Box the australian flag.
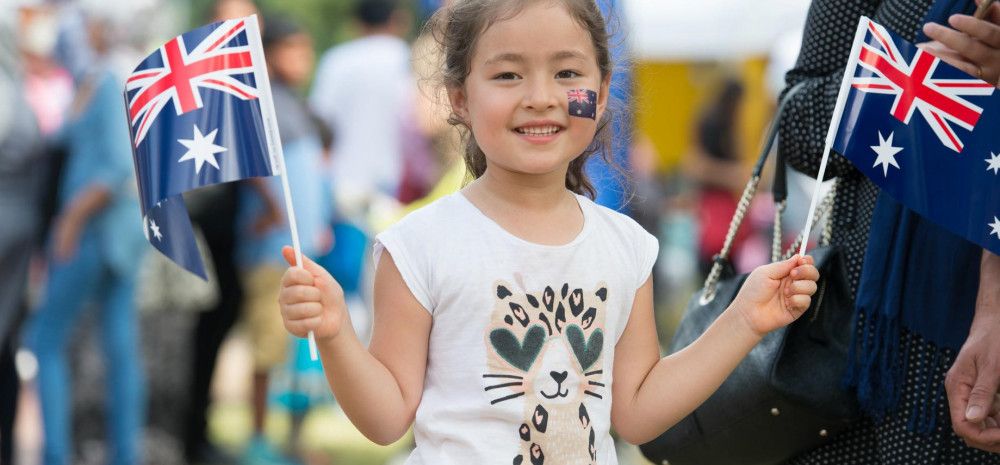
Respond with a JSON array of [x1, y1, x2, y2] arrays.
[[832, 17, 1000, 256], [568, 89, 597, 119], [125, 15, 281, 278]]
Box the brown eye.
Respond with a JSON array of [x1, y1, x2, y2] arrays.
[[493, 72, 520, 80], [556, 70, 581, 79]]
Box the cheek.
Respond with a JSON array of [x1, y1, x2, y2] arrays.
[[467, 94, 513, 144], [565, 116, 599, 151]]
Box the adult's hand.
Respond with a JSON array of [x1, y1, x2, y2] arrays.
[[921, 0, 1000, 86], [52, 212, 83, 263], [946, 251, 1000, 452]]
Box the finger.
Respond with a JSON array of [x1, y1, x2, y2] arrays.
[[949, 380, 979, 437], [279, 285, 322, 305], [281, 302, 324, 320], [974, 0, 1000, 27], [787, 294, 812, 311], [923, 22, 993, 69], [950, 13, 1000, 48], [989, 0, 1000, 25], [918, 41, 974, 66], [967, 423, 1000, 446], [966, 374, 1000, 422], [281, 267, 315, 287], [987, 417, 999, 428], [788, 279, 818, 297], [282, 245, 336, 285], [284, 316, 323, 338], [790, 264, 820, 282], [764, 256, 799, 280]]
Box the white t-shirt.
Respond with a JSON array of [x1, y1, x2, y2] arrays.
[[373, 192, 659, 465], [310, 34, 412, 197]]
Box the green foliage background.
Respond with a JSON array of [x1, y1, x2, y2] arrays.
[[187, 0, 420, 56]]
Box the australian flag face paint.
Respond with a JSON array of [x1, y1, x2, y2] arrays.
[[567, 89, 597, 120]]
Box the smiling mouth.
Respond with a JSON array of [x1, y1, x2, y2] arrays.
[[514, 125, 563, 136], [540, 386, 569, 399]]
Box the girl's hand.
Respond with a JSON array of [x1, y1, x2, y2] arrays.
[[279, 246, 348, 342], [921, 0, 1000, 86], [732, 255, 819, 337]]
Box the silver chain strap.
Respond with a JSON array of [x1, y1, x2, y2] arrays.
[[699, 176, 760, 305], [700, 178, 838, 305], [780, 180, 837, 260], [772, 200, 787, 263]]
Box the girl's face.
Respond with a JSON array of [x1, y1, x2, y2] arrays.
[[449, 2, 610, 180]]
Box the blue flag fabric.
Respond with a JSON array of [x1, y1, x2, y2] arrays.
[[125, 16, 280, 278], [832, 17, 1000, 256]]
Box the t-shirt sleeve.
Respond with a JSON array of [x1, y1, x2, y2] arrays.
[[634, 227, 659, 291], [373, 227, 434, 314]]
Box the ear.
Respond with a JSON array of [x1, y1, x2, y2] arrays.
[[595, 76, 611, 121], [447, 85, 469, 123]]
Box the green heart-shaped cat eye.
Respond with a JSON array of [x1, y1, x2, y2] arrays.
[[566, 324, 602, 371], [490, 325, 546, 372]]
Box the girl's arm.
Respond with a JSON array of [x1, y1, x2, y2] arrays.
[[279, 246, 430, 445], [610, 256, 818, 444]]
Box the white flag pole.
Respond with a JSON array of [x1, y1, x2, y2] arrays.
[[798, 16, 872, 257], [246, 15, 318, 360]]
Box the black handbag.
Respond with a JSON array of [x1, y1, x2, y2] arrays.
[[640, 83, 860, 465]]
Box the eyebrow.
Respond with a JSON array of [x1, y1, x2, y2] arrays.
[[483, 50, 588, 66]]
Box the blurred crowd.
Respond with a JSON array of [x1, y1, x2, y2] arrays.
[[0, 0, 819, 464]]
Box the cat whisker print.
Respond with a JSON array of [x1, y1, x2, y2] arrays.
[[485, 280, 609, 465]]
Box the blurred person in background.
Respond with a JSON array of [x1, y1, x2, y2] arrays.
[[181, 1, 258, 462], [23, 10, 148, 465], [0, 8, 45, 465], [20, 3, 76, 252], [682, 78, 753, 277], [235, 15, 332, 465], [310, 0, 412, 215], [309, 0, 414, 341]]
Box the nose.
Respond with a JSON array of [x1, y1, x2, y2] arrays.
[[550, 370, 568, 384], [523, 79, 559, 112]]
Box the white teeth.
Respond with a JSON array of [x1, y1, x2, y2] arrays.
[[517, 125, 560, 136]]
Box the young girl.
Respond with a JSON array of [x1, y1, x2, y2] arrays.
[[278, 1, 819, 463]]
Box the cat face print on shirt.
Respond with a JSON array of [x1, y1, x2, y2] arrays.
[[483, 279, 609, 465]]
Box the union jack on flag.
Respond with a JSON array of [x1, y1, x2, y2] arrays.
[[830, 16, 1000, 256], [124, 15, 281, 278], [127, 18, 261, 146], [568, 89, 592, 104], [849, 19, 996, 152]]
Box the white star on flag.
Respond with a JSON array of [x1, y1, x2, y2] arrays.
[[150, 218, 163, 241], [871, 131, 902, 177], [990, 216, 1000, 240], [178, 125, 227, 174], [986, 152, 1000, 175]]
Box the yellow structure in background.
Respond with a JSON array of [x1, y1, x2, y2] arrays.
[[635, 57, 773, 172]]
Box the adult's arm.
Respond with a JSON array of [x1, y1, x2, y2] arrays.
[[779, 0, 881, 180], [945, 250, 1000, 452]]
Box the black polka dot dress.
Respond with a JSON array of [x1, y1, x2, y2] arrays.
[[778, 0, 1000, 462]]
